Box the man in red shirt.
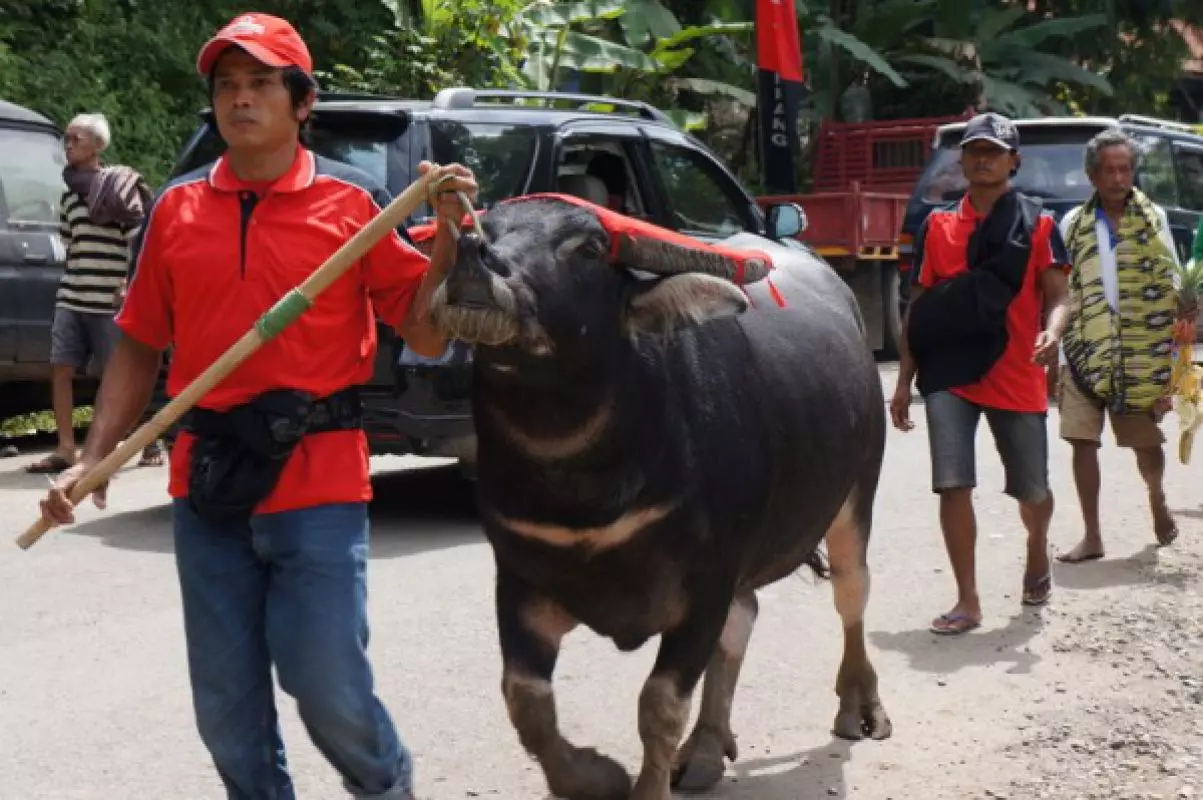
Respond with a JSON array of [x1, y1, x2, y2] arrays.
[[890, 113, 1071, 635], [36, 13, 477, 799]]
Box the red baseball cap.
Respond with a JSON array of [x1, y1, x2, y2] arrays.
[[196, 12, 313, 77]]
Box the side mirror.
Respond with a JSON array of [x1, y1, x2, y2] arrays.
[[766, 203, 807, 240]]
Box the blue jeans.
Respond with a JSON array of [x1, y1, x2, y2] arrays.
[[173, 499, 412, 799]]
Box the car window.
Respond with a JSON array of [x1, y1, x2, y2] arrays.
[[430, 121, 538, 209], [175, 119, 403, 189], [555, 138, 648, 218], [1134, 134, 1179, 209], [1173, 143, 1203, 213], [648, 141, 748, 236], [915, 130, 1097, 205], [0, 127, 65, 228]]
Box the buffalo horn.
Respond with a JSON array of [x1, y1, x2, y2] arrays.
[[615, 234, 770, 284]]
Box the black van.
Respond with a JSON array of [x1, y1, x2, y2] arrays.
[[899, 114, 1203, 271], [0, 100, 90, 420]]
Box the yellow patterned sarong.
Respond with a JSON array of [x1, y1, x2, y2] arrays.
[[1061, 188, 1178, 414]]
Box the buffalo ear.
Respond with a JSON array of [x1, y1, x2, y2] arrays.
[[624, 273, 748, 336]]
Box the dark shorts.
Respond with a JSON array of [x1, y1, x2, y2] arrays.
[[50, 306, 118, 374], [924, 390, 1050, 503]]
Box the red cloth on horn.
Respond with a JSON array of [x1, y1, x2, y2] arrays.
[[407, 193, 787, 306]]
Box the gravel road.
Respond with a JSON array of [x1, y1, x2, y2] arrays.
[[1, 365, 1199, 799]]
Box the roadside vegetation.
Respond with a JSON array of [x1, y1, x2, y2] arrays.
[[2, 0, 1199, 189], [0, 0, 1200, 433]]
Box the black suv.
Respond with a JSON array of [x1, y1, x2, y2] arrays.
[[0, 99, 102, 420], [167, 88, 809, 469], [901, 113, 1203, 267]]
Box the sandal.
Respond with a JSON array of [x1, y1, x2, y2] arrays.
[[930, 612, 981, 636], [1022, 573, 1052, 606], [137, 440, 166, 467], [24, 453, 74, 474]]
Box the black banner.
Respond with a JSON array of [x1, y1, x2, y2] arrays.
[[756, 0, 806, 194], [756, 69, 804, 194]]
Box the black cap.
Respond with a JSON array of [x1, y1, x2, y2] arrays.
[[960, 112, 1020, 151]]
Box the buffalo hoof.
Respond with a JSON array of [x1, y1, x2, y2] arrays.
[[546, 746, 632, 800], [833, 701, 893, 741], [671, 726, 737, 792]]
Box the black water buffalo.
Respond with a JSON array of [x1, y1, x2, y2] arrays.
[[429, 196, 892, 800]]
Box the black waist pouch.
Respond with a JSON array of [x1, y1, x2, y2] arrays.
[[184, 387, 362, 525]]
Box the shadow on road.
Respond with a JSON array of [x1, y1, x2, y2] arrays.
[[533, 738, 857, 800], [59, 463, 483, 559], [722, 737, 854, 798], [0, 468, 67, 491], [1049, 544, 1164, 591], [1173, 504, 1203, 520], [869, 609, 1046, 676], [367, 463, 483, 559]]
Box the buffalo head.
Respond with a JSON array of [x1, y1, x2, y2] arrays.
[[429, 196, 770, 367]]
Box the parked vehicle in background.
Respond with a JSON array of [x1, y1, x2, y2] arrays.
[[166, 87, 810, 471], [756, 113, 971, 357], [0, 100, 101, 421]]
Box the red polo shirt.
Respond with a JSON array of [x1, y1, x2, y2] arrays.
[[115, 145, 431, 514], [911, 195, 1069, 413]]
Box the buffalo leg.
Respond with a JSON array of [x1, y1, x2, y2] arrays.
[[826, 490, 892, 740], [632, 595, 732, 800], [496, 570, 632, 800], [670, 592, 758, 791]]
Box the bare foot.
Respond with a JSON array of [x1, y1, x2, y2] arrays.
[[1055, 538, 1105, 564], [1152, 500, 1178, 547]]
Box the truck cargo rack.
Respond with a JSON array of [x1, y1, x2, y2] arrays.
[[1118, 113, 1199, 134], [432, 87, 675, 125]]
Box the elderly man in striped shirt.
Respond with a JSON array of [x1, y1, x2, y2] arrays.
[[26, 112, 164, 473]]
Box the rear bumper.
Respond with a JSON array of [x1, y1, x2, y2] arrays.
[[360, 340, 477, 459], [361, 388, 476, 459]]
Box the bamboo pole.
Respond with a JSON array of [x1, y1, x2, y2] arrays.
[[17, 170, 447, 550]]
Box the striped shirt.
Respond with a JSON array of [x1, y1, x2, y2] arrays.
[[57, 190, 139, 314]]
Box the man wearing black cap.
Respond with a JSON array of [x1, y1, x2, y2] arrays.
[[36, 11, 477, 799], [889, 112, 1071, 635]]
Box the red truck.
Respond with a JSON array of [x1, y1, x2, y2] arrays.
[[756, 113, 970, 357]]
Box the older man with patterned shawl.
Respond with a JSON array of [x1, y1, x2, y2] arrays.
[[1056, 127, 1194, 563]]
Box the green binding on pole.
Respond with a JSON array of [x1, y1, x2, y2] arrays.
[[255, 289, 313, 341]]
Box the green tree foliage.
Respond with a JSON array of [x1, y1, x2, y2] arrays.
[[0, 0, 1199, 191], [0, 0, 394, 186]]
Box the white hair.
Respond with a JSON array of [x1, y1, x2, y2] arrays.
[[67, 112, 111, 151], [1084, 127, 1140, 176]]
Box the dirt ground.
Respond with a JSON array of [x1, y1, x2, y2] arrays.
[[1, 370, 1201, 798]]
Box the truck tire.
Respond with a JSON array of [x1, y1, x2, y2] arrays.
[[879, 266, 905, 361]]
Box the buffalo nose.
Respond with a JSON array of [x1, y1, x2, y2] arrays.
[[446, 232, 496, 309]]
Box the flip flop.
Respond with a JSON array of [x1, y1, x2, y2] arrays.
[[1022, 573, 1052, 606], [930, 613, 981, 636], [137, 440, 166, 467], [24, 453, 74, 474], [1055, 550, 1104, 564]]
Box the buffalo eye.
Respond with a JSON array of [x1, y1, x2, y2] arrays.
[[578, 236, 607, 259]]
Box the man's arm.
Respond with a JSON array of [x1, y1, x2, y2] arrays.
[[896, 217, 932, 392], [398, 219, 455, 358], [388, 162, 478, 357], [1036, 216, 1072, 360], [79, 334, 162, 464], [1039, 267, 1071, 338], [897, 284, 922, 391]]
